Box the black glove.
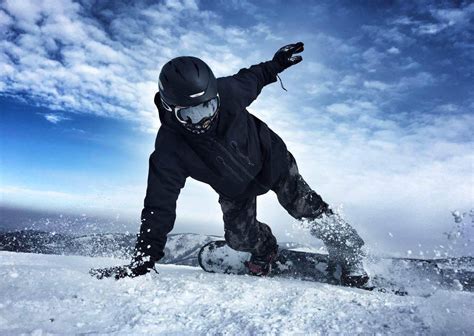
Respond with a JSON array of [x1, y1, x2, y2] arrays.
[[90, 254, 158, 280], [273, 42, 304, 72]]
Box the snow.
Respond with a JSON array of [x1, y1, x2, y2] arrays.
[[1, 251, 473, 335]]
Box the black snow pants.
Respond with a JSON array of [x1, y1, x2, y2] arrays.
[[219, 151, 364, 258]]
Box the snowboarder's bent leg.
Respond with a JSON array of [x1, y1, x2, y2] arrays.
[[219, 196, 278, 258], [272, 152, 368, 286], [272, 152, 330, 220]]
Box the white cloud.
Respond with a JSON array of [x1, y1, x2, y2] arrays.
[[305, 61, 336, 76], [361, 47, 386, 72], [431, 3, 474, 27], [363, 80, 391, 91], [434, 103, 459, 114], [0, 9, 13, 27], [362, 23, 414, 47], [252, 23, 283, 41], [301, 62, 340, 96], [2, 0, 42, 25], [361, 72, 437, 96], [387, 46, 400, 54], [398, 60, 420, 70], [339, 75, 359, 88], [0, 0, 276, 133], [43, 113, 71, 124], [305, 82, 332, 96], [415, 23, 447, 35], [326, 103, 353, 116], [390, 3, 474, 38], [326, 100, 379, 117], [397, 71, 435, 88]]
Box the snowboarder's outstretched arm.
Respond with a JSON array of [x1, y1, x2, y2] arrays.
[[90, 129, 188, 279], [229, 42, 304, 108]]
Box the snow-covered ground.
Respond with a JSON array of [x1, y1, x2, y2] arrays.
[[1, 251, 473, 335]]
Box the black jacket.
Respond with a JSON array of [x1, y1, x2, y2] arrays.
[[136, 60, 289, 261]]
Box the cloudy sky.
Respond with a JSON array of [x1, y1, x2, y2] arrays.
[[1, 0, 473, 256]]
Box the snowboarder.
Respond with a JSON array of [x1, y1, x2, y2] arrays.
[[91, 42, 369, 287]]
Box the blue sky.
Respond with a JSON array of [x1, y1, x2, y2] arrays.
[[0, 0, 473, 256]]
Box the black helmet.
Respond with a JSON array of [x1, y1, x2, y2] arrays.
[[159, 56, 219, 134]]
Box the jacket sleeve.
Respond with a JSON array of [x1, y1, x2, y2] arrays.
[[229, 60, 283, 109], [134, 131, 188, 262]]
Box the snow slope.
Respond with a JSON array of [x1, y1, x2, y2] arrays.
[[1, 252, 473, 335]]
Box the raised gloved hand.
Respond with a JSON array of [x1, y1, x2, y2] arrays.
[[273, 42, 304, 72], [90, 253, 158, 280]]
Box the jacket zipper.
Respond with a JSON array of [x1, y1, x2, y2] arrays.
[[211, 138, 270, 190], [230, 141, 255, 167], [216, 156, 244, 182]]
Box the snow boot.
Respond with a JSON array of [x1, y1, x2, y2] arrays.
[[340, 258, 369, 287], [245, 249, 278, 276], [327, 246, 369, 287]]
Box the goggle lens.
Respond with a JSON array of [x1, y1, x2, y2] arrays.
[[175, 96, 219, 125]]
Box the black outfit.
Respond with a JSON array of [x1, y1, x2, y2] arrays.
[[135, 60, 359, 262]]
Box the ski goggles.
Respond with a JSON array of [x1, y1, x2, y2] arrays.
[[161, 95, 220, 125]]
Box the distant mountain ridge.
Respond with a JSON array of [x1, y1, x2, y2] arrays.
[[0, 230, 303, 266]]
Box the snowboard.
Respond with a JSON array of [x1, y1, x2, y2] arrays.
[[198, 240, 409, 296], [198, 241, 474, 297]]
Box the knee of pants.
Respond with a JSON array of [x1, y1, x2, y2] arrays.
[[224, 228, 258, 251], [287, 191, 328, 220]]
